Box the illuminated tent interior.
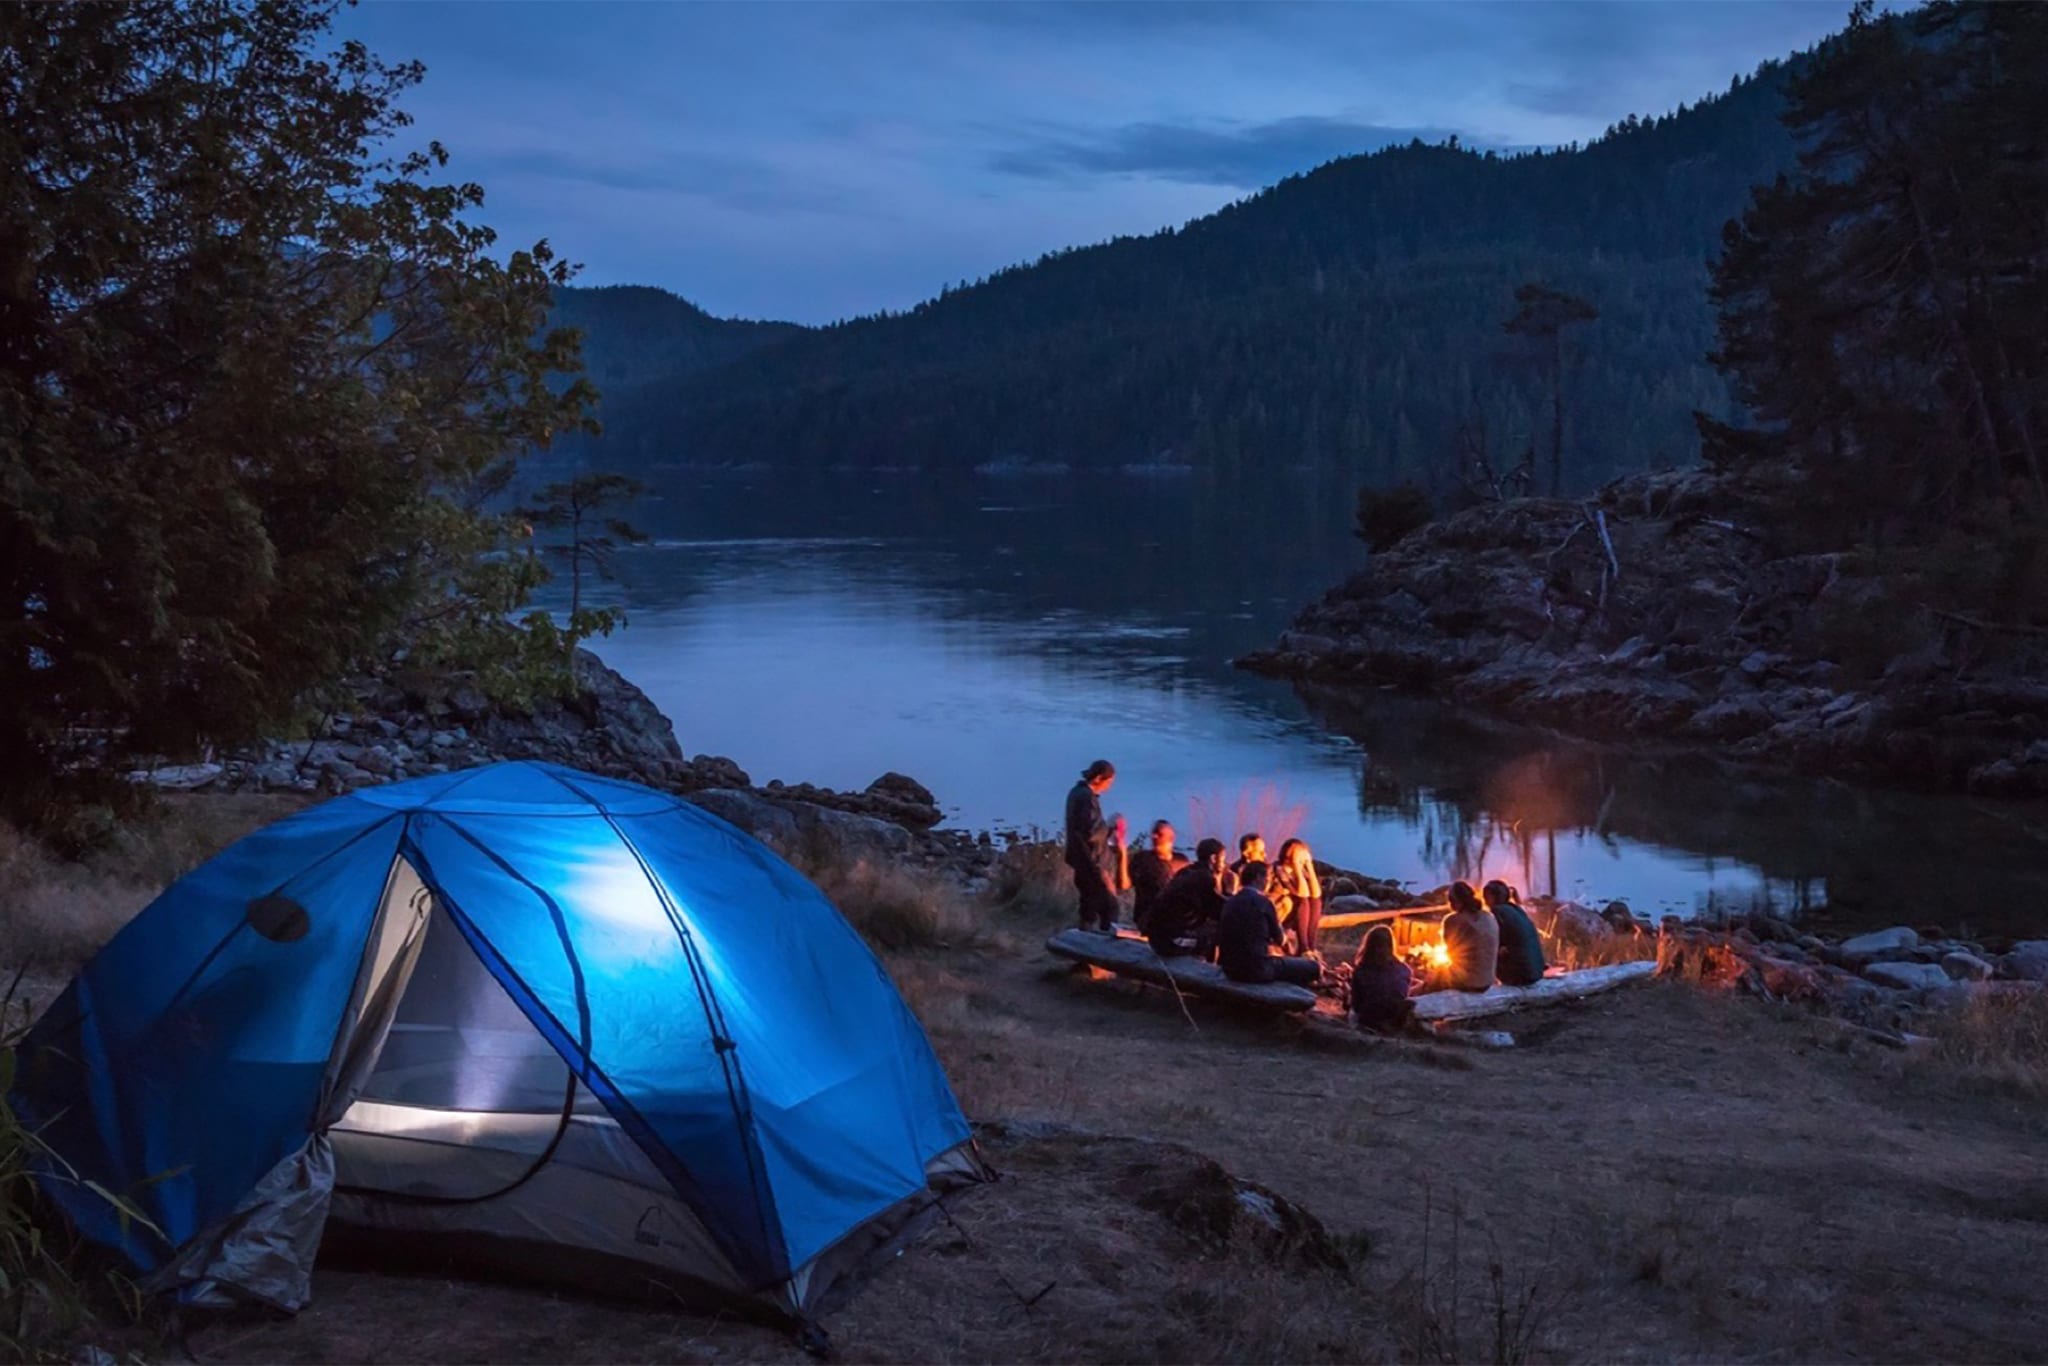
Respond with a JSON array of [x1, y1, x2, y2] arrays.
[[13, 762, 983, 1327]]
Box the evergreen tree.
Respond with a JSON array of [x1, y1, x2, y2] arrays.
[[1705, 1, 2048, 548], [0, 1, 594, 810], [515, 472, 648, 682], [1502, 283, 1599, 496]]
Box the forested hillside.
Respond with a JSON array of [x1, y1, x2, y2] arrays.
[[546, 285, 800, 404], [585, 58, 1805, 486]]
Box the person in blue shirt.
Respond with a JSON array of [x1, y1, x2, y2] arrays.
[[1216, 861, 1321, 986]]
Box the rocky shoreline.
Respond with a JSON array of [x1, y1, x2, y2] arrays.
[[128, 649, 1006, 888], [1239, 466, 2048, 798], [119, 646, 2046, 1042]]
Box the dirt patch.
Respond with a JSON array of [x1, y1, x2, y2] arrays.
[[190, 1127, 1375, 1365]]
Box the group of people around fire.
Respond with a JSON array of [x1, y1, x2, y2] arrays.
[[1065, 759, 1549, 1034]]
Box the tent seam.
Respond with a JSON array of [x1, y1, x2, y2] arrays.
[[536, 766, 789, 1281]]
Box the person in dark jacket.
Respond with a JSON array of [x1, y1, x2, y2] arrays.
[[1146, 838, 1228, 959], [1484, 880, 1548, 986], [1216, 862, 1321, 986], [1350, 925, 1416, 1034], [1127, 820, 1189, 934], [1064, 759, 1123, 933]]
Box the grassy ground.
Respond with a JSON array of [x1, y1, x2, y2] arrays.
[[6, 809, 2047, 1362]]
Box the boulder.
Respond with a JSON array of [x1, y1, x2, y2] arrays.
[[1863, 961, 1951, 992], [1940, 952, 1995, 982], [863, 772, 944, 829], [686, 788, 912, 866], [128, 762, 225, 791], [1840, 926, 1919, 958], [1531, 900, 1614, 951], [1998, 940, 2048, 982], [688, 788, 800, 850]]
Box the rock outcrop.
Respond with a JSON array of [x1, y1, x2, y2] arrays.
[[123, 648, 1009, 886], [1241, 466, 2048, 796]]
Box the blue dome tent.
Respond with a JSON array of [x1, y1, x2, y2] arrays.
[[12, 761, 984, 1322]]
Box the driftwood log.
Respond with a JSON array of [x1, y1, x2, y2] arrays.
[[1044, 929, 1318, 1012], [1319, 899, 1448, 932], [1410, 961, 1657, 1022]]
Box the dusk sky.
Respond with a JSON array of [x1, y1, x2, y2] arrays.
[[337, 1, 1857, 325]]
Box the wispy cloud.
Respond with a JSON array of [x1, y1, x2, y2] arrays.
[[989, 115, 1480, 189]]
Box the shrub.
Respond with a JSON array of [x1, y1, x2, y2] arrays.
[[803, 857, 985, 954], [980, 841, 1072, 927], [1356, 482, 1435, 552]]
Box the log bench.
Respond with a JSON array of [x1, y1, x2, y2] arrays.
[[1409, 961, 1657, 1021], [1043, 928, 1319, 1012], [1047, 927, 1656, 1025]]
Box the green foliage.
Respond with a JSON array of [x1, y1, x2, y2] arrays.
[[515, 471, 649, 679], [0, 1008, 161, 1361], [574, 66, 1799, 486], [0, 1, 595, 812], [1707, 1, 2048, 554], [1356, 483, 1435, 552]]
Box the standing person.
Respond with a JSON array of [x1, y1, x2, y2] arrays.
[[1350, 926, 1416, 1034], [1146, 838, 1230, 960], [1127, 820, 1189, 935], [1216, 862, 1321, 986], [1485, 880, 1548, 986], [1273, 837, 1325, 957], [1432, 880, 1499, 992], [1064, 760, 1124, 934]]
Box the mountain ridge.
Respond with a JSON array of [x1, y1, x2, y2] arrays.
[[562, 50, 1820, 485]]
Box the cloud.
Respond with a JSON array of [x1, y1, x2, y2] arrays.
[[458, 144, 869, 217], [988, 115, 1477, 189]]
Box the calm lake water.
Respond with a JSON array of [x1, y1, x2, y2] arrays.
[[559, 468, 2048, 936]]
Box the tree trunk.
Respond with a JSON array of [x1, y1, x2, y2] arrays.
[[1549, 332, 1565, 497]]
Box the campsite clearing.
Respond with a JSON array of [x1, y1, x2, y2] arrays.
[[193, 924, 2048, 1364]]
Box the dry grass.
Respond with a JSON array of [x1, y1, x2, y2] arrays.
[[198, 1126, 1386, 1366], [1182, 780, 1309, 852], [804, 856, 1000, 954], [1386, 1184, 1571, 1365], [0, 794, 304, 979], [1921, 984, 2048, 1102], [1546, 929, 1659, 972], [978, 840, 1073, 930]]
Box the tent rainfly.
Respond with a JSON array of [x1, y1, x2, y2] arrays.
[[11, 761, 985, 1328]]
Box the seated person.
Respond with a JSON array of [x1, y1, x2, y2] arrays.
[[1229, 832, 1267, 888], [1216, 861, 1321, 987], [1350, 926, 1416, 1034], [1431, 880, 1499, 993], [1146, 838, 1230, 960], [1484, 879, 1547, 987], [1273, 836, 1324, 957], [1127, 820, 1190, 934]]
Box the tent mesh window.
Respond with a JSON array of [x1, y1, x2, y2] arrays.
[[332, 892, 609, 1202]]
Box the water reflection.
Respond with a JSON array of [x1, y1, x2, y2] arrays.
[[554, 469, 2048, 936]]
